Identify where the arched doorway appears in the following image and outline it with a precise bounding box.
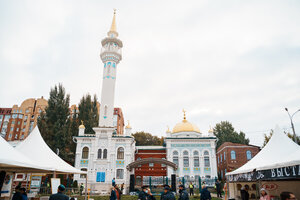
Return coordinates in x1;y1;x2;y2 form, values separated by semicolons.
126;158;177;193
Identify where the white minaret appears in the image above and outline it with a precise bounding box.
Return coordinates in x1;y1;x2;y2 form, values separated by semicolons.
99;9;123;127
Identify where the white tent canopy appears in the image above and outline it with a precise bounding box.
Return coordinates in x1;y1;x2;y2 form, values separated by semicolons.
0;136;52;172
227;126;300;175
16;127;85;174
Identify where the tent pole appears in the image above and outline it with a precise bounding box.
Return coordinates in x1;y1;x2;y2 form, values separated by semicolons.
84;176;88;200
9;172;16;200
53;171;56;178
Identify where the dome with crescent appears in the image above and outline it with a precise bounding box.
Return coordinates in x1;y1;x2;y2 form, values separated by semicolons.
172;110;201;135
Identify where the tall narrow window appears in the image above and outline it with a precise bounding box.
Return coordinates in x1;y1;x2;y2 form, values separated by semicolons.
193;151;199;167
224;152;226;160
204;151;210;167
103;149;107;159
183;151;189;167
246;150;252;160
104;106;108;116
173;151;179;166
231;150;236;160
82;147;89;159
116;169;124;179
117;147;124;159
97;149;102;159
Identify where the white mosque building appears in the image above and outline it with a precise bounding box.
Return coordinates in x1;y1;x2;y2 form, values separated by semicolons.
73;11;217;194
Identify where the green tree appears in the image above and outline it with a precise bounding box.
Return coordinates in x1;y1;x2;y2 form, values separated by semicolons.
78;94;99;134
214;121;249;149
263;129;300;147
38;84;73;163
132;132;163;146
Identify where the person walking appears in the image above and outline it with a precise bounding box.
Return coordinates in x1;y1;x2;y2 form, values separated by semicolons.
178;185;189;200
161;186;175;200
240;186;249;200
115;185;122;200
49;185;69;200
12;186;22;200
280;192;296;200
200;185;211;200
189;182;194;196
215;180;222;198
260;188;270;200
138;186;156;200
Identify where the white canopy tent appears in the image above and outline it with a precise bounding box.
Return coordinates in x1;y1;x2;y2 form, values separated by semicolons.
0;136;52;173
15;127;84;174
227;126;300;175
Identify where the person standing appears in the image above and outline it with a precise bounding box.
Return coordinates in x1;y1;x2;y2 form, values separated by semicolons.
121;183;124;194
115;185;122;200
189;182;194;196
20;188;28;200
12;186;23;200
161;186;175;200
49;185;69;200
280;192;296;200
138;186;155;200
178;185;189;200
112;178;116;187
240;186;249;200
215;180;222;198
110;186;117;200
200;185;211;200
260;188;270;200
80;183;84;196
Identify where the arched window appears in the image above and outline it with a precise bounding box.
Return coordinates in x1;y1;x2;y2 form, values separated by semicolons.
117;147;124;159
173;151;179;166
231;150;236;160
103;149;107;159
82;147;89;159
97;149;102;159
193;151;199;167
204;151;210;167
246;150;252;160
183;151;189;167
80;168;87;178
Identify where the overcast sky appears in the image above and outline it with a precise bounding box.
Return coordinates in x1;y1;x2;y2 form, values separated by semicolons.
1;0;300;146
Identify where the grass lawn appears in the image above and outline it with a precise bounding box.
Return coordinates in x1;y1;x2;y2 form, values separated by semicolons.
75;195;222;200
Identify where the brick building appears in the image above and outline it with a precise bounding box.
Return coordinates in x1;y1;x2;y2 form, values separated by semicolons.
216;142;260;180
134;146;167;186
5;97;47;141
0;108;12;138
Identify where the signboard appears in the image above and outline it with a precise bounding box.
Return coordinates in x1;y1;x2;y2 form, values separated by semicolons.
51;178;61;194
0;174;13;197
227;164;300;182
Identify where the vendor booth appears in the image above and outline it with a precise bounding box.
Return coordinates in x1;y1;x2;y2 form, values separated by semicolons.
0;127;87;200
226;126;300;200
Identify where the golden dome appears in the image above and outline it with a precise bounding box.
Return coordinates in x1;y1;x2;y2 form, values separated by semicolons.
208;126;213;134
166;126;171;133
79;120;85;129
172;110;200;133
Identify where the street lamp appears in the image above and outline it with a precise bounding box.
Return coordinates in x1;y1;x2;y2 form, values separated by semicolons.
285;108;300;143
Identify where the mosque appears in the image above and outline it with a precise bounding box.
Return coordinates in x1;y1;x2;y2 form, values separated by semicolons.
73;10;217;194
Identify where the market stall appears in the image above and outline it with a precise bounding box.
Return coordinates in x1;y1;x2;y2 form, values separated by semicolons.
226;126;300;199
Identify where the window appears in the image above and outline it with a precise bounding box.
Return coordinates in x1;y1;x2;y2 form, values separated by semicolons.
173;151;179;166
137;157;141;167
149;163;154;167
15;134;18;139
221;154;222;162
104;106;108;116
12;114;18;119
246;150;252;160
18;121;20;125
231;150;236;160
10;127;14;131
12;121;15;124
98;149;102;159
224;152;226;160
117;147;124;159
193;151;199;167
183;151;189;167
116;169;124;179
204;151;210;167
218;156;219;164
18;114;23;119
80;168;87;178
26;109;29;113
103;149;107;159
82;147;89;159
